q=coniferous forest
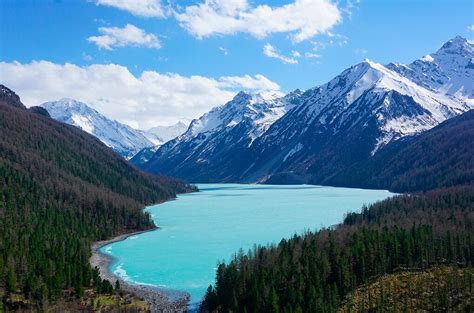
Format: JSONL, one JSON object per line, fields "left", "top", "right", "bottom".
{"left": 201, "top": 186, "right": 474, "bottom": 312}
{"left": 1, "top": 81, "right": 473, "bottom": 312}
{"left": 0, "top": 87, "right": 195, "bottom": 310}
{"left": 201, "top": 109, "right": 474, "bottom": 312}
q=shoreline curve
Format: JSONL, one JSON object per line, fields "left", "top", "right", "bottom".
{"left": 90, "top": 225, "right": 191, "bottom": 312}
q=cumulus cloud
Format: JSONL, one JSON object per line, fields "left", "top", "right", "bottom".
{"left": 468, "top": 25, "right": 474, "bottom": 31}
{"left": 88, "top": 24, "right": 161, "bottom": 50}
{"left": 263, "top": 44, "right": 298, "bottom": 64}
{"left": 175, "top": 0, "right": 341, "bottom": 42}
{"left": 0, "top": 60, "right": 280, "bottom": 129}
{"left": 95, "top": 0, "right": 166, "bottom": 17}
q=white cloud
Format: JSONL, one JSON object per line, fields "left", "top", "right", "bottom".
{"left": 304, "top": 52, "right": 321, "bottom": 58}
{"left": 218, "top": 74, "right": 280, "bottom": 90}
{"left": 0, "top": 60, "right": 280, "bottom": 129}
{"left": 175, "top": 0, "right": 341, "bottom": 42}
{"left": 468, "top": 25, "right": 474, "bottom": 31}
{"left": 95, "top": 0, "right": 165, "bottom": 18}
{"left": 88, "top": 24, "right": 161, "bottom": 50}
{"left": 291, "top": 50, "right": 301, "bottom": 58}
{"left": 263, "top": 44, "right": 298, "bottom": 64}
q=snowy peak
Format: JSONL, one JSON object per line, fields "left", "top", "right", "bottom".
{"left": 144, "top": 121, "right": 188, "bottom": 145}
{"left": 43, "top": 98, "right": 101, "bottom": 133}
{"left": 264, "top": 54, "right": 471, "bottom": 156}
{"left": 183, "top": 90, "right": 295, "bottom": 141}
{"left": 41, "top": 99, "right": 153, "bottom": 158}
{"left": 388, "top": 36, "right": 474, "bottom": 99}
{"left": 142, "top": 89, "right": 301, "bottom": 179}
{"left": 436, "top": 36, "right": 473, "bottom": 56}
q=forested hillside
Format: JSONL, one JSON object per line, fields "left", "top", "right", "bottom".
{"left": 0, "top": 85, "right": 194, "bottom": 309}
{"left": 201, "top": 186, "right": 474, "bottom": 312}
{"left": 316, "top": 109, "right": 474, "bottom": 193}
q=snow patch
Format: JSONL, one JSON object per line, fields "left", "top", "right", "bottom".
{"left": 421, "top": 54, "right": 434, "bottom": 62}
{"left": 283, "top": 143, "right": 303, "bottom": 162}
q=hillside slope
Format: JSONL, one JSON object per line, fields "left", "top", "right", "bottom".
{"left": 301, "top": 108, "right": 474, "bottom": 192}
{"left": 0, "top": 85, "right": 193, "bottom": 309}
{"left": 339, "top": 266, "right": 472, "bottom": 312}
{"left": 202, "top": 186, "right": 474, "bottom": 312}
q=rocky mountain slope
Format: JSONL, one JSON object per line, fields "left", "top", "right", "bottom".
{"left": 144, "top": 90, "right": 302, "bottom": 180}
{"left": 41, "top": 99, "right": 154, "bottom": 158}
{"left": 143, "top": 37, "right": 473, "bottom": 185}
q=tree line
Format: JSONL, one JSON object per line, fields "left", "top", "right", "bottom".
{"left": 0, "top": 97, "right": 195, "bottom": 310}
{"left": 201, "top": 185, "right": 474, "bottom": 312}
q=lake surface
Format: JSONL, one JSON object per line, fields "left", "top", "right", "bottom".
{"left": 102, "top": 184, "right": 394, "bottom": 306}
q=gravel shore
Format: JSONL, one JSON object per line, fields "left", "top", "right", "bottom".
{"left": 90, "top": 230, "right": 191, "bottom": 312}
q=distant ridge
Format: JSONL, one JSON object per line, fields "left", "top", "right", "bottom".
{"left": 41, "top": 98, "right": 154, "bottom": 158}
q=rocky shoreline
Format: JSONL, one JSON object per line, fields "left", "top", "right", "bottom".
{"left": 90, "top": 229, "right": 190, "bottom": 312}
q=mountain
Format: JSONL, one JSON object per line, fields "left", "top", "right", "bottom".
{"left": 357, "top": 108, "right": 474, "bottom": 192}
{"left": 130, "top": 145, "right": 160, "bottom": 167}
{"left": 248, "top": 58, "right": 471, "bottom": 185}
{"left": 144, "top": 121, "right": 188, "bottom": 144}
{"left": 0, "top": 85, "right": 194, "bottom": 309}
{"left": 130, "top": 121, "right": 189, "bottom": 166}
{"left": 143, "top": 37, "right": 473, "bottom": 187}
{"left": 143, "top": 90, "right": 302, "bottom": 181}
{"left": 387, "top": 36, "right": 474, "bottom": 100}
{"left": 41, "top": 99, "right": 154, "bottom": 158}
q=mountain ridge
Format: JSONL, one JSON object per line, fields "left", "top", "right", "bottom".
{"left": 41, "top": 98, "right": 154, "bottom": 158}
{"left": 142, "top": 36, "right": 473, "bottom": 188}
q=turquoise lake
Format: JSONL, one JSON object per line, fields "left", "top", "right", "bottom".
{"left": 101, "top": 184, "right": 394, "bottom": 306}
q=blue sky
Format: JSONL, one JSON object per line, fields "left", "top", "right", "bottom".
{"left": 0, "top": 0, "right": 473, "bottom": 128}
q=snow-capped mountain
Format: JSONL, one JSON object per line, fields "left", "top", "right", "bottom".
{"left": 142, "top": 36, "right": 474, "bottom": 184}
{"left": 144, "top": 121, "right": 188, "bottom": 144}
{"left": 143, "top": 90, "right": 302, "bottom": 180}
{"left": 388, "top": 36, "right": 474, "bottom": 100}
{"left": 129, "top": 122, "right": 189, "bottom": 166}
{"left": 41, "top": 99, "right": 153, "bottom": 158}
